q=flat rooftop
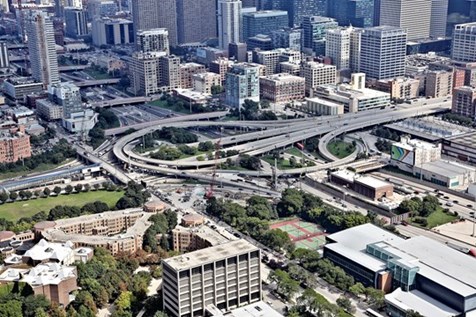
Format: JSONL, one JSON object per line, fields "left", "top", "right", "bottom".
{"left": 385, "top": 288, "right": 459, "bottom": 317}
{"left": 330, "top": 169, "right": 355, "bottom": 183}
{"left": 306, "top": 97, "right": 344, "bottom": 108}
{"left": 226, "top": 301, "right": 284, "bottom": 317}
{"left": 164, "top": 239, "right": 258, "bottom": 271}
{"left": 52, "top": 208, "right": 144, "bottom": 227}
{"left": 173, "top": 224, "right": 230, "bottom": 246}
{"left": 446, "top": 132, "right": 476, "bottom": 148}
{"left": 355, "top": 176, "right": 392, "bottom": 189}
{"left": 421, "top": 160, "right": 476, "bottom": 178}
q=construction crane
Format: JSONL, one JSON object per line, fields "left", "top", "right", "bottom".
{"left": 205, "top": 138, "right": 221, "bottom": 199}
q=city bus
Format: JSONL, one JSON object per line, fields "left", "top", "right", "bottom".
{"left": 365, "top": 308, "right": 385, "bottom": 317}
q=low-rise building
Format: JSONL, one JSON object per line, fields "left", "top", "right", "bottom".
{"left": 22, "top": 239, "right": 75, "bottom": 266}
{"left": 324, "top": 224, "right": 476, "bottom": 317}
{"left": 62, "top": 109, "right": 98, "bottom": 133}
{"left": 442, "top": 132, "right": 476, "bottom": 165}
{"left": 425, "top": 69, "right": 453, "bottom": 98}
{"left": 452, "top": 86, "right": 476, "bottom": 120}
{"left": 36, "top": 99, "right": 64, "bottom": 121}
{"left": 330, "top": 170, "right": 394, "bottom": 200}
{"left": 304, "top": 97, "right": 344, "bottom": 116}
{"left": 259, "top": 74, "right": 305, "bottom": 103}
{"left": 314, "top": 74, "right": 391, "bottom": 112}
{"left": 192, "top": 72, "right": 221, "bottom": 95}
{"left": 91, "top": 17, "right": 134, "bottom": 46}
{"left": 3, "top": 77, "right": 43, "bottom": 102}
{"left": 376, "top": 77, "right": 420, "bottom": 101}
{"left": 179, "top": 63, "right": 206, "bottom": 89}
{"left": 0, "top": 124, "right": 31, "bottom": 164}
{"left": 0, "top": 263, "right": 78, "bottom": 306}
{"left": 35, "top": 208, "right": 152, "bottom": 255}
{"left": 300, "top": 61, "right": 337, "bottom": 96}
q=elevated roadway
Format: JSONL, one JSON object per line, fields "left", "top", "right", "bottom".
{"left": 91, "top": 96, "right": 154, "bottom": 108}
{"left": 112, "top": 103, "right": 450, "bottom": 184}
{"left": 74, "top": 78, "right": 121, "bottom": 87}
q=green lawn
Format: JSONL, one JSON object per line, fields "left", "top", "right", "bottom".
{"left": 84, "top": 68, "right": 112, "bottom": 80}
{"left": 149, "top": 99, "right": 191, "bottom": 114}
{"left": 426, "top": 208, "right": 457, "bottom": 228}
{"left": 327, "top": 141, "right": 356, "bottom": 159}
{"left": 285, "top": 147, "right": 304, "bottom": 157}
{"left": 0, "top": 190, "right": 124, "bottom": 222}
{"left": 262, "top": 156, "right": 293, "bottom": 170}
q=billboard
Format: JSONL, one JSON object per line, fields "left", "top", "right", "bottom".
{"left": 391, "top": 145, "right": 415, "bottom": 165}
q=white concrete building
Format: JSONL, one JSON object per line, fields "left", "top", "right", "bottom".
{"left": 326, "top": 27, "right": 352, "bottom": 70}
{"left": 452, "top": 23, "right": 476, "bottom": 63}
{"left": 217, "top": 0, "right": 242, "bottom": 50}
{"left": 379, "top": 0, "right": 431, "bottom": 40}
{"left": 300, "top": 61, "right": 337, "bottom": 96}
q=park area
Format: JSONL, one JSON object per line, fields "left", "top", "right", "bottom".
{"left": 270, "top": 218, "right": 327, "bottom": 250}
{"left": 0, "top": 190, "right": 124, "bottom": 222}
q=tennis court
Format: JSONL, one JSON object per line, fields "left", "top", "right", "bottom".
{"left": 270, "top": 218, "right": 327, "bottom": 250}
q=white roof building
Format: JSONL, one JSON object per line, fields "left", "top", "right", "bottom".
{"left": 22, "top": 239, "right": 75, "bottom": 265}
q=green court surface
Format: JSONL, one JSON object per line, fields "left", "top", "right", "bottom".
{"left": 270, "top": 218, "right": 327, "bottom": 250}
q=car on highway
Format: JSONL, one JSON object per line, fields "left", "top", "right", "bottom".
{"left": 470, "top": 212, "right": 475, "bottom": 216}
{"left": 453, "top": 200, "right": 459, "bottom": 204}
{"left": 467, "top": 204, "right": 473, "bottom": 208}
{"left": 446, "top": 202, "right": 454, "bottom": 207}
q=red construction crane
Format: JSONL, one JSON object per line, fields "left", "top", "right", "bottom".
{"left": 205, "top": 139, "right": 221, "bottom": 199}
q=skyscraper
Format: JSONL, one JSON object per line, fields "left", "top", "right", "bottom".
{"left": 137, "top": 29, "right": 170, "bottom": 54}
{"left": 452, "top": 22, "right": 476, "bottom": 62}
{"left": 430, "top": 0, "right": 449, "bottom": 38}
{"left": 25, "top": 10, "right": 60, "bottom": 88}
{"left": 218, "top": 0, "right": 242, "bottom": 50}
{"left": 302, "top": 16, "right": 338, "bottom": 56}
{"left": 64, "top": 7, "right": 88, "bottom": 38}
{"left": 131, "top": 0, "right": 177, "bottom": 46}
{"left": 360, "top": 26, "right": 407, "bottom": 80}
{"left": 379, "top": 0, "right": 431, "bottom": 40}
{"left": 328, "top": 0, "right": 374, "bottom": 28}
{"left": 286, "top": 0, "right": 328, "bottom": 27}
{"left": 0, "top": 42, "right": 9, "bottom": 69}
{"left": 242, "top": 10, "right": 289, "bottom": 41}
{"left": 176, "top": 0, "right": 217, "bottom": 44}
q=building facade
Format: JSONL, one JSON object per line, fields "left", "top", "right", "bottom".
{"left": 300, "top": 61, "right": 337, "bottom": 95}
{"left": 0, "top": 126, "right": 31, "bottom": 163}
{"left": 425, "top": 70, "right": 453, "bottom": 98}
{"left": 452, "top": 86, "right": 476, "bottom": 120}
{"left": 92, "top": 18, "right": 134, "bottom": 46}
{"left": 259, "top": 74, "right": 305, "bottom": 103}
{"left": 242, "top": 10, "right": 288, "bottom": 41}
{"left": 328, "top": 0, "right": 374, "bottom": 28}
{"left": 64, "top": 7, "right": 88, "bottom": 38}
{"left": 360, "top": 26, "right": 407, "bottom": 80}
{"left": 162, "top": 240, "right": 262, "bottom": 317}
{"left": 302, "top": 16, "right": 338, "bottom": 56}
{"left": 176, "top": 0, "right": 217, "bottom": 44}
{"left": 271, "top": 28, "right": 301, "bottom": 51}
{"left": 192, "top": 72, "right": 221, "bottom": 94}
{"left": 218, "top": 0, "right": 242, "bottom": 50}
{"left": 325, "top": 27, "right": 352, "bottom": 70}
{"left": 285, "top": 0, "right": 328, "bottom": 27}
{"left": 129, "top": 52, "right": 164, "bottom": 96}
{"left": 25, "top": 10, "right": 60, "bottom": 88}
{"left": 379, "top": 0, "right": 431, "bottom": 40}
{"left": 225, "top": 63, "right": 261, "bottom": 108}
{"left": 430, "top": 0, "right": 448, "bottom": 38}
{"left": 136, "top": 29, "right": 170, "bottom": 54}
{"left": 452, "top": 23, "right": 476, "bottom": 63}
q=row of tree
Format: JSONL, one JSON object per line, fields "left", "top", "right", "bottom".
{"left": 229, "top": 100, "right": 278, "bottom": 121}
{"left": 372, "top": 126, "right": 400, "bottom": 141}
{"left": 88, "top": 108, "right": 120, "bottom": 149}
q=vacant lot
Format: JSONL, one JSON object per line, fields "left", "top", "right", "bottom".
{"left": 0, "top": 190, "right": 124, "bottom": 222}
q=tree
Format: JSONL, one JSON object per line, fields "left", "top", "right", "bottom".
{"left": 93, "top": 184, "right": 100, "bottom": 191}
{"left": 53, "top": 186, "right": 62, "bottom": 195}
{"left": 0, "top": 191, "right": 8, "bottom": 203}
{"left": 211, "top": 85, "right": 224, "bottom": 95}
{"left": 25, "top": 190, "right": 33, "bottom": 199}
{"left": 24, "top": 295, "right": 50, "bottom": 317}
{"left": 64, "top": 185, "right": 73, "bottom": 194}
{"left": 336, "top": 296, "right": 355, "bottom": 313}
{"left": 164, "top": 210, "right": 178, "bottom": 230}
{"left": 84, "top": 184, "right": 91, "bottom": 192}
{"left": 277, "top": 188, "right": 304, "bottom": 216}
{"left": 160, "top": 234, "right": 169, "bottom": 250}
{"left": 349, "top": 282, "right": 365, "bottom": 297}
{"left": 269, "top": 269, "right": 299, "bottom": 300}
{"left": 19, "top": 190, "right": 26, "bottom": 200}
{"left": 406, "top": 310, "right": 425, "bottom": 317}
{"left": 9, "top": 191, "right": 18, "bottom": 201}
{"left": 0, "top": 299, "right": 22, "bottom": 317}
{"left": 74, "top": 184, "right": 83, "bottom": 193}
{"left": 43, "top": 188, "right": 51, "bottom": 197}
{"left": 365, "top": 287, "right": 385, "bottom": 309}
{"left": 115, "top": 291, "right": 132, "bottom": 311}
{"left": 289, "top": 156, "right": 297, "bottom": 167}
{"left": 154, "top": 311, "right": 168, "bottom": 317}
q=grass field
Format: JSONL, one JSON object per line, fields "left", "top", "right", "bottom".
{"left": 327, "top": 141, "right": 355, "bottom": 159}
{"left": 262, "top": 156, "right": 294, "bottom": 170}
{"left": 0, "top": 190, "right": 124, "bottom": 222}
{"left": 285, "top": 147, "right": 303, "bottom": 157}
{"left": 426, "top": 208, "right": 457, "bottom": 228}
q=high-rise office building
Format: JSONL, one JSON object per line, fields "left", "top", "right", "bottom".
{"left": 226, "top": 63, "right": 261, "bottom": 107}
{"left": 54, "top": 0, "right": 65, "bottom": 17}
{"left": 302, "top": 16, "right": 338, "bottom": 56}
{"left": 300, "top": 61, "right": 337, "bottom": 95}
{"left": 242, "top": 10, "right": 289, "bottom": 41}
{"left": 379, "top": 0, "right": 431, "bottom": 40}
{"left": 92, "top": 18, "right": 134, "bottom": 46}
{"left": 25, "top": 10, "right": 60, "bottom": 88}
{"left": 0, "top": 0, "right": 9, "bottom": 13}
{"left": 271, "top": 28, "right": 302, "bottom": 51}
{"left": 360, "top": 26, "right": 407, "bottom": 80}
{"left": 286, "top": 0, "right": 328, "bottom": 27}
{"left": 0, "top": 42, "right": 9, "bottom": 69}
{"left": 328, "top": 0, "right": 374, "bottom": 28}
{"left": 176, "top": 0, "right": 217, "bottom": 44}
{"left": 162, "top": 240, "right": 261, "bottom": 317}
{"left": 64, "top": 7, "right": 88, "bottom": 38}
{"left": 131, "top": 0, "right": 177, "bottom": 46}
{"left": 87, "top": 0, "right": 118, "bottom": 20}
{"left": 430, "top": 0, "right": 449, "bottom": 38}
{"left": 325, "top": 27, "right": 352, "bottom": 70}
{"left": 350, "top": 27, "right": 363, "bottom": 72}
{"left": 452, "top": 23, "right": 476, "bottom": 63}
{"left": 159, "top": 55, "right": 181, "bottom": 89}
{"left": 218, "top": 0, "right": 242, "bottom": 50}
{"left": 136, "top": 29, "right": 170, "bottom": 54}
{"left": 53, "top": 18, "right": 65, "bottom": 45}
